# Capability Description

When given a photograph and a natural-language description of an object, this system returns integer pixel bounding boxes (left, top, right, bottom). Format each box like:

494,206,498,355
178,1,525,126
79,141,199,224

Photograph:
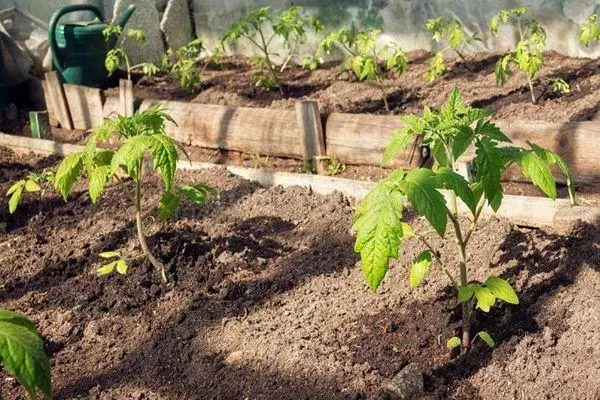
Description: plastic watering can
48,4,135,87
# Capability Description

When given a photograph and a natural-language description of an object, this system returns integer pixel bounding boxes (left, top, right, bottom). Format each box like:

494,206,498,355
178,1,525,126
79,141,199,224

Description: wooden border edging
1,133,597,234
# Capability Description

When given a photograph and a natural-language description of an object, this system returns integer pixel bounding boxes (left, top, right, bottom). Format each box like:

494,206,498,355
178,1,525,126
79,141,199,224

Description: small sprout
327,155,346,176
550,77,570,95
474,331,495,348
6,171,54,214
97,251,129,276
446,336,461,349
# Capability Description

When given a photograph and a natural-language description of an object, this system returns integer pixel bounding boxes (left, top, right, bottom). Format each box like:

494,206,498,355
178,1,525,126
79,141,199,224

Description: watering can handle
48,5,104,75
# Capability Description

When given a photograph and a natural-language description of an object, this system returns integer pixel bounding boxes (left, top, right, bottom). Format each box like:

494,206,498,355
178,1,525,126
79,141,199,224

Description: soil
104,51,600,122
1,146,599,400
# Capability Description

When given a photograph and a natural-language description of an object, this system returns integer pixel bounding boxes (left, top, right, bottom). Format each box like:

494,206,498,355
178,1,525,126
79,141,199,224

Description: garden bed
1,146,599,399
106,51,600,122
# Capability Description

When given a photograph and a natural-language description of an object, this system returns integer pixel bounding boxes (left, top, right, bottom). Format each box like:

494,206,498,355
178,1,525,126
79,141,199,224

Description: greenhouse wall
3,0,600,61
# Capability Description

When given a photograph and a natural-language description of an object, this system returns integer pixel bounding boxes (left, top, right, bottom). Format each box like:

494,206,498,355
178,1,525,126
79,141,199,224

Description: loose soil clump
1,147,599,399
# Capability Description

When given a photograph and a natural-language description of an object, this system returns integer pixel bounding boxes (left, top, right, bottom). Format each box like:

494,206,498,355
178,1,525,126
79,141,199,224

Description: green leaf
97,261,117,276
452,126,475,160
158,191,181,220
475,120,511,143
446,336,461,349
99,251,120,259
382,129,415,166
474,286,496,312
485,276,519,305
0,310,51,398
458,284,476,302
409,250,432,288
401,168,447,237
54,152,84,200
425,52,445,82
110,135,154,177
442,86,464,118
7,181,24,214
88,165,112,203
177,184,218,206
149,134,179,191
516,151,557,200
24,180,40,192
436,167,476,214
475,138,504,211
115,260,128,275
353,184,406,291
475,331,495,348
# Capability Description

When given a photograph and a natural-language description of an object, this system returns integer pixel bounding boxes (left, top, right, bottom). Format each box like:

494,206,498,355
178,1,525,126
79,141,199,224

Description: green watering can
48,4,135,87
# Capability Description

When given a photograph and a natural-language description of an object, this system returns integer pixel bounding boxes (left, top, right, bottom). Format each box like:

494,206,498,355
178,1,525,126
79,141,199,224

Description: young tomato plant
6,171,54,214
353,87,575,353
219,6,323,93
0,310,52,399
319,27,407,112
579,14,600,47
160,38,222,92
490,6,546,103
53,105,217,283
103,25,160,81
425,17,479,82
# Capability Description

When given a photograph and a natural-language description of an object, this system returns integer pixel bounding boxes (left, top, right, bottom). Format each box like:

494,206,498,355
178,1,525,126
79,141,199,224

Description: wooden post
43,71,73,130
295,100,325,173
120,79,134,117
29,111,52,139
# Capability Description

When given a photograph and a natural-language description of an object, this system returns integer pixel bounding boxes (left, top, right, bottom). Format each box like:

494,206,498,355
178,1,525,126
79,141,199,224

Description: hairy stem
257,29,284,94
375,75,390,112
527,77,537,104
134,173,169,283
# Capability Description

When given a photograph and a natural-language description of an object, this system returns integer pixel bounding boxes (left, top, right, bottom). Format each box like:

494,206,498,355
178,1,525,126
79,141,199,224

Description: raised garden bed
1,146,600,399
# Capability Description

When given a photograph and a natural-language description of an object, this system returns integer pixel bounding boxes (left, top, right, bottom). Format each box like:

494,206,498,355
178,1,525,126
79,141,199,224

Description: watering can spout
114,4,135,29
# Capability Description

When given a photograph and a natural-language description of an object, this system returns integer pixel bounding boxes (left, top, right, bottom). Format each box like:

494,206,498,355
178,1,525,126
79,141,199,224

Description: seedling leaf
158,191,181,220
475,331,495,347
485,276,519,305
409,250,432,288
446,336,461,349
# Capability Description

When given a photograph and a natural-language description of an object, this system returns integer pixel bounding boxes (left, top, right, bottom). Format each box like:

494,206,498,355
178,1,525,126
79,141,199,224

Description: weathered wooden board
139,100,304,159
43,71,73,130
326,113,600,183
63,84,104,130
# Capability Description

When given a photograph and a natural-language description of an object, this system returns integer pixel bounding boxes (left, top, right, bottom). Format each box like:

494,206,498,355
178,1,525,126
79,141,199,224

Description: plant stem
375,75,390,112
133,173,169,283
256,29,284,95
527,77,537,104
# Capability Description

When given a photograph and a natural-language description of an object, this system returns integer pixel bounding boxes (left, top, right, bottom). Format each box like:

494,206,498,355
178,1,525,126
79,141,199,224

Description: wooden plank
119,79,134,117
326,113,600,183
140,100,303,159
42,80,58,126
63,84,104,130
1,132,597,233
295,100,325,169
43,71,73,130
103,96,121,119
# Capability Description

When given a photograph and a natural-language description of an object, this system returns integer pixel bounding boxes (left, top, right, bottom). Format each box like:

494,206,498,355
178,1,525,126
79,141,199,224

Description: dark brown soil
103,51,600,122
1,147,599,399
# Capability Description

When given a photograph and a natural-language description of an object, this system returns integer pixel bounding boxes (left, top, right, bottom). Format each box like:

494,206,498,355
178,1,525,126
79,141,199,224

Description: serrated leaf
55,152,84,200
150,134,179,191
436,167,476,214
485,276,519,305
446,336,461,349
110,136,154,177
475,331,495,347
409,250,432,288
453,126,475,160
382,129,415,166
99,251,120,259
24,180,40,192
158,191,181,220
353,184,405,291
401,168,447,236
475,138,504,211
474,286,496,312
475,120,511,143
516,151,557,200
0,311,51,398
441,87,465,119
115,260,128,275
177,184,218,206
89,165,112,203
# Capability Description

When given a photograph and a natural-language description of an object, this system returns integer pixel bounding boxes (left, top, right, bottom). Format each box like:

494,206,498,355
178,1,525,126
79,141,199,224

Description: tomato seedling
6,171,54,214
220,6,323,93
490,6,546,103
103,25,159,81
579,14,600,47
53,105,217,283
0,310,52,399
319,27,407,112
425,16,479,82
353,87,575,353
